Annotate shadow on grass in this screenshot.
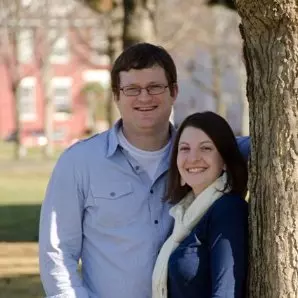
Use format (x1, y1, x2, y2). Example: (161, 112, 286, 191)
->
(0, 205, 41, 242)
(0, 274, 44, 298)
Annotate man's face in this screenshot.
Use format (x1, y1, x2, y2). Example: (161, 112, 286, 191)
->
(116, 65, 178, 136)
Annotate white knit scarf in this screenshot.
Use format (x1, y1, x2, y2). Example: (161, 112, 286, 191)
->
(152, 173, 227, 298)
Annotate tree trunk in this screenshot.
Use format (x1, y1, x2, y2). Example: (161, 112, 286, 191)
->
(123, 0, 157, 48)
(106, 0, 124, 127)
(12, 83, 23, 160)
(10, 0, 23, 160)
(41, 0, 54, 158)
(235, 1, 298, 297)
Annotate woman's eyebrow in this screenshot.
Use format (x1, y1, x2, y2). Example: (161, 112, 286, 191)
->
(200, 140, 212, 145)
(178, 142, 189, 146)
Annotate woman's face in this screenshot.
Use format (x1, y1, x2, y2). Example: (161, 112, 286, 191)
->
(177, 126, 225, 196)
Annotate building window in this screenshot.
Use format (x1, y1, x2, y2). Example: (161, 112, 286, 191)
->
(19, 77, 36, 121)
(18, 29, 34, 63)
(50, 30, 69, 64)
(51, 77, 72, 120)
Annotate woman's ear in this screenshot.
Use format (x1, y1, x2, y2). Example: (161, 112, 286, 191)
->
(180, 176, 186, 186)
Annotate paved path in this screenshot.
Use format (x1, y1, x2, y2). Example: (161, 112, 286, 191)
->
(0, 242, 39, 277)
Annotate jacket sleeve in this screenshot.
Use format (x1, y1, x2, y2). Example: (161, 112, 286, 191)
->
(236, 136, 250, 162)
(208, 196, 248, 298)
(39, 150, 89, 298)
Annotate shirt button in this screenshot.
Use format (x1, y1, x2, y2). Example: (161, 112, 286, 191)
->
(110, 192, 116, 197)
(135, 165, 140, 170)
(150, 189, 154, 194)
(154, 220, 159, 224)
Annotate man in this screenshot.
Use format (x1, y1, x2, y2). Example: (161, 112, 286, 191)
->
(39, 43, 179, 298)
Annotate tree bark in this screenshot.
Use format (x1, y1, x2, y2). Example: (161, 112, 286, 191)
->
(239, 59, 249, 136)
(235, 1, 298, 297)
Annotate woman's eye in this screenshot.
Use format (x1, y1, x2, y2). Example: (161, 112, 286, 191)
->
(179, 147, 189, 151)
(201, 146, 212, 151)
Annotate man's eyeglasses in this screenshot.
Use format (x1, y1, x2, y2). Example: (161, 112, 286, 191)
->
(120, 84, 169, 96)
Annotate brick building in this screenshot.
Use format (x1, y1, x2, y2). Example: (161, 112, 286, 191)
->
(0, 1, 110, 147)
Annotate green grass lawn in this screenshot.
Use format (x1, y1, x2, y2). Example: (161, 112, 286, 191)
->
(0, 142, 62, 162)
(0, 143, 58, 298)
(0, 164, 53, 242)
(0, 274, 43, 298)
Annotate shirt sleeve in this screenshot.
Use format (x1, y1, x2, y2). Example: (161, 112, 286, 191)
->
(208, 196, 248, 298)
(39, 149, 89, 298)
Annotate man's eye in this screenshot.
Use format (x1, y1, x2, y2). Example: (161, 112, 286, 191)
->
(126, 87, 139, 91)
(149, 85, 162, 90)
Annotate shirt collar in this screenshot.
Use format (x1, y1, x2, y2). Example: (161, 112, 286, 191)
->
(106, 120, 177, 158)
(106, 119, 122, 158)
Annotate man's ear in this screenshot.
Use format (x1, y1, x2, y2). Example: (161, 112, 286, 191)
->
(113, 92, 119, 102)
(172, 83, 179, 100)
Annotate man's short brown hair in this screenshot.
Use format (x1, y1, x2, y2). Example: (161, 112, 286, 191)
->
(111, 43, 177, 97)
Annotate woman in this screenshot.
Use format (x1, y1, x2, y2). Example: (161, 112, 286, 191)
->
(152, 111, 248, 298)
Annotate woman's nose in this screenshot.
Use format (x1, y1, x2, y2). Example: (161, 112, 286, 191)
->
(188, 149, 200, 162)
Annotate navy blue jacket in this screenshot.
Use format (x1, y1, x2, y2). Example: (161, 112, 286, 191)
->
(167, 194, 248, 298)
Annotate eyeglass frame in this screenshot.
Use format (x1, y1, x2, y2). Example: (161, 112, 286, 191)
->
(119, 84, 169, 96)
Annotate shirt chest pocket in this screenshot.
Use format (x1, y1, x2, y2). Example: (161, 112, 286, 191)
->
(86, 182, 139, 228)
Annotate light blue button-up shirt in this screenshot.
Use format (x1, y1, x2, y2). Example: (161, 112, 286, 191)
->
(39, 121, 175, 298)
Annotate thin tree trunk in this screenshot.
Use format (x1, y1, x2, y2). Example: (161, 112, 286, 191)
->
(41, 0, 54, 158)
(236, 1, 298, 297)
(10, 0, 23, 160)
(12, 82, 23, 159)
(123, 0, 157, 48)
(106, 0, 124, 127)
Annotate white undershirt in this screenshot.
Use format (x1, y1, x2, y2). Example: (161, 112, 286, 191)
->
(117, 128, 170, 181)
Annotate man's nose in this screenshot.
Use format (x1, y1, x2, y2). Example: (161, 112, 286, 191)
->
(138, 88, 152, 101)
